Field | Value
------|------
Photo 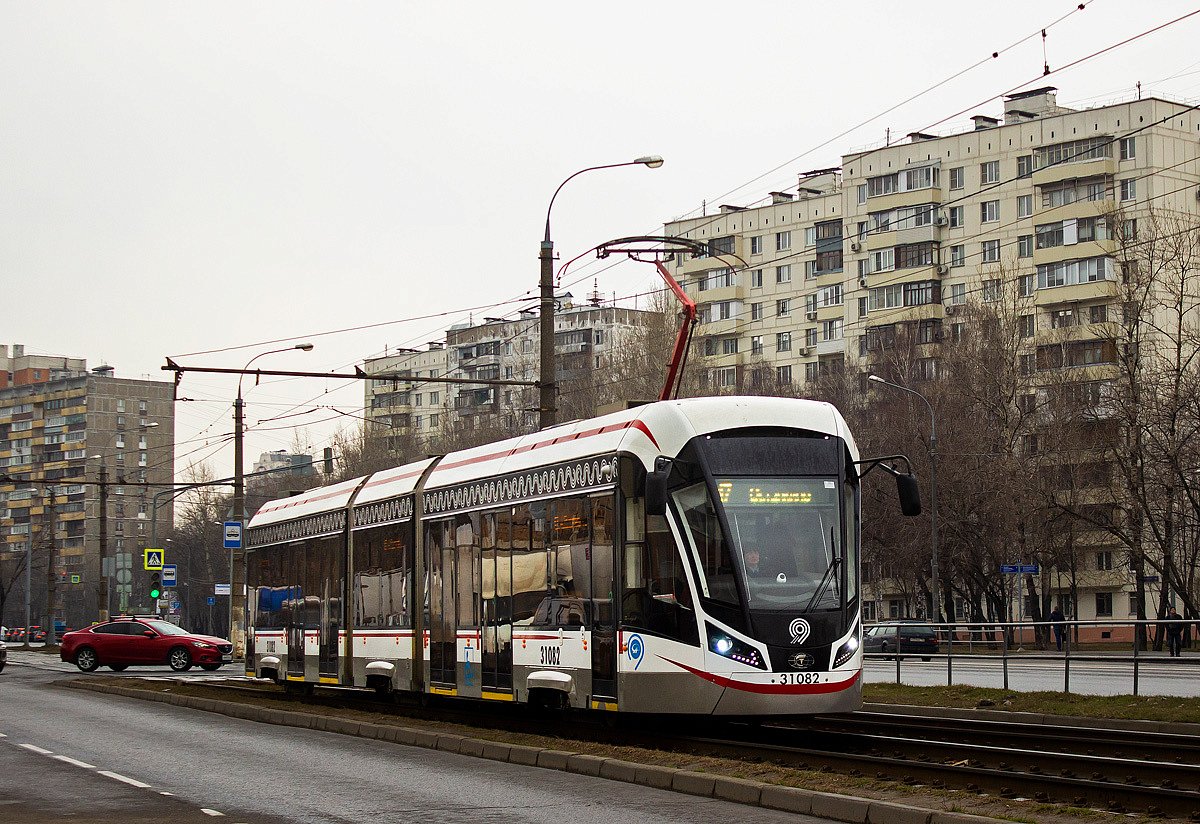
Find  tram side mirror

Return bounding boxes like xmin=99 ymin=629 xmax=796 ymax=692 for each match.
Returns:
xmin=645 ymin=457 xmax=672 ymax=516
xmin=896 ymin=473 xmax=922 ymax=517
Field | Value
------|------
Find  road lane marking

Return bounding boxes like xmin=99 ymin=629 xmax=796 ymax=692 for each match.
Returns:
xmin=19 ymin=744 xmax=53 ymax=754
xmin=53 ymin=755 xmax=97 ymax=769
xmin=160 ymin=791 xmax=175 ymax=796
xmin=98 ymin=770 xmax=152 ymax=788
xmin=200 ymin=809 xmax=225 ymax=816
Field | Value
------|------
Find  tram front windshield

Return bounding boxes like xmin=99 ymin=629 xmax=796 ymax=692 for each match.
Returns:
xmin=716 ymin=477 xmax=843 ymax=610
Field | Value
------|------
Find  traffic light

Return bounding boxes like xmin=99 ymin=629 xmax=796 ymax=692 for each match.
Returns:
xmin=149 ymin=572 xmax=162 ymax=600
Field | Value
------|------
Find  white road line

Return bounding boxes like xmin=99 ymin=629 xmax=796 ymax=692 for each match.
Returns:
xmin=0 ymin=733 xmax=7 ymax=738
xmin=53 ymin=754 xmax=97 ymax=769
xmin=98 ymin=770 xmax=152 ymax=788
xmin=18 ymin=744 xmax=53 ymax=755
xmin=200 ymin=809 xmax=225 ymax=817
xmin=160 ymin=791 xmax=175 ymax=796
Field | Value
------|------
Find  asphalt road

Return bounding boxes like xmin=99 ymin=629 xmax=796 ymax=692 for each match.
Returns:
xmin=0 ymin=660 xmax=836 ymax=824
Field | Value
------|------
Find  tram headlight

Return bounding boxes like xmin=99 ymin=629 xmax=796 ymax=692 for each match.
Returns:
xmin=706 ymin=624 xmax=767 ymax=670
xmin=833 ymin=634 xmax=860 ymax=668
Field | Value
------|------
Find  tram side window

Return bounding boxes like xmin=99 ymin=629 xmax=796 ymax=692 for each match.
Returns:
xmin=455 ymin=513 xmax=479 ymax=627
xmin=590 ymin=496 xmax=615 ymax=627
xmin=844 ymin=482 xmax=858 ymax=606
xmin=510 ymin=504 xmax=546 ymax=624
xmin=353 ymin=523 xmax=411 ymax=628
xmin=549 ymin=497 xmax=590 ymax=626
xmin=674 ymin=483 xmax=737 ymax=604
xmin=622 ymin=514 xmax=699 ymax=645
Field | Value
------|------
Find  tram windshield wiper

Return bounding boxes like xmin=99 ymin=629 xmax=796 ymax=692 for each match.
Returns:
xmin=803 ymin=527 xmax=840 ymax=612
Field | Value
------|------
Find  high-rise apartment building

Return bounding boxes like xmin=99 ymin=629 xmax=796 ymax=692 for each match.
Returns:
xmin=0 ymin=348 xmax=175 ymax=627
xmin=665 ymin=88 xmax=1200 ymax=624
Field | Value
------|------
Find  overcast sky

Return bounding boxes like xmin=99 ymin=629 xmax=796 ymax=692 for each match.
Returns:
xmin=3 ymin=1 xmax=1200 ymax=479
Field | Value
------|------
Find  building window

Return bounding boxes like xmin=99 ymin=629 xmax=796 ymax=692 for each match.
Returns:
xmin=980 ymin=200 xmax=999 ymax=223
xmin=857 ymin=184 xmax=867 ymax=204
xmin=776 ymin=332 xmax=792 ymax=352
xmin=981 ymin=240 xmax=1000 ymax=263
xmin=721 ymin=337 xmax=739 ymax=355
xmin=1017 ymin=194 xmax=1033 ymax=218
xmin=1119 ymin=136 xmax=1136 ymax=161
xmin=776 ymin=265 xmax=791 ymax=284
xmin=750 ymin=336 xmax=763 ymax=355
xmin=776 ymin=231 xmax=791 ymax=251
xmin=804 ymin=362 xmax=818 ymax=381
xmin=1095 ymin=592 xmax=1113 ymax=617
xmin=776 ymin=365 xmax=792 ymax=385
xmin=981 ymin=279 xmax=1001 ymax=303
xmin=776 ymin=299 xmax=791 ymax=318
xmin=980 ymin=160 xmax=999 ymax=184
xmin=950 ymin=245 xmax=965 ymax=268
xmin=1016 ymin=155 xmax=1034 ymax=178
xmin=1037 ymin=256 xmax=1113 ymax=289
xmin=1018 ymin=314 xmax=1035 ymax=338
xmin=949 ymin=167 xmax=964 ymax=190
xmin=858 ymin=297 xmax=868 ymax=317
xmin=1120 ymin=178 xmax=1136 ymax=201
xmin=1096 ymin=550 xmax=1113 ymax=571
xmin=949 ymin=283 xmax=966 ymax=305
xmin=751 ymin=268 xmax=763 ymax=288
xmin=750 ymin=302 xmax=762 ymax=321
xmin=896 ymin=242 xmax=934 ymax=269
xmin=821 ymin=319 xmax=843 ymax=341
xmin=1018 ymin=235 xmax=1033 ymax=258
xmin=1089 ymin=304 xmax=1108 ymax=324
xmin=750 ymin=236 xmax=763 ymax=255
xmin=805 ymin=327 xmax=818 ymax=346
xmin=804 ymin=226 xmax=817 ymax=247
xmin=1019 ymin=274 xmax=1035 ymax=297
xmin=948 ymin=205 xmax=964 ymax=228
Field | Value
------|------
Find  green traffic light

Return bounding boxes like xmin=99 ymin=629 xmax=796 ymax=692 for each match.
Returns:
xmin=150 ymin=588 xmax=161 ymax=599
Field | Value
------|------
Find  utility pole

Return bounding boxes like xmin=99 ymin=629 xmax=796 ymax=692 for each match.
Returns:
xmin=538 ymin=235 xmax=556 ymax=429
xmin=43 ymin=486 xmax=57 ymax=645
xmin=231 ymin=392 xmax=245 ymax=656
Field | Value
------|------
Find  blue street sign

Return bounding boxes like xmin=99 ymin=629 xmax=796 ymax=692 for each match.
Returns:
xmin=162 ymin=564 xmax=177 ymax=586
xmin=206 ymin=596 xmax=216 ymax=606
xmin=1019 ymin=564 xmax=1040 ymax=574
xmin=223 ymin=521 xmax=243 ymax=549
xmin=1000 ymin=564 xmax=1020 ymax=574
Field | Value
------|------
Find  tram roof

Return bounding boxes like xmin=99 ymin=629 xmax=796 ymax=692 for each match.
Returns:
xmin=248 ymin=396 xmax=855 ymax=529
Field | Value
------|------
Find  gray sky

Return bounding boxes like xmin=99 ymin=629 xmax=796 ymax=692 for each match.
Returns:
xmin=3 ymin=1 xmax=1199 ymax=477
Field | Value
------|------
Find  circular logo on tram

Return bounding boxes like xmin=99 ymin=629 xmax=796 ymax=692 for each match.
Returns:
xmin=788 ymin=617 xmax=811 ymax=645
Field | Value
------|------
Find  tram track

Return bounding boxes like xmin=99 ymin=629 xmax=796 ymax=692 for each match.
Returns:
xmin=135 ymin=679 xmax=1200 ymax=820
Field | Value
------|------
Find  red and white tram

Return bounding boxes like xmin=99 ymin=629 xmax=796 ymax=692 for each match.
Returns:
xmin=245 ymin=396 xmax=918 ymax=715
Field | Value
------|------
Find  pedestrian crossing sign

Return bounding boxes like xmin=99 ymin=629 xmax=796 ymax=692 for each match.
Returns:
xmin=144 ymin=548 xmax=164 ymax=571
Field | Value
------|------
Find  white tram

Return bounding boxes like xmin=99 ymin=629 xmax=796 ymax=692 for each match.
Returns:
xmin=245 ymin=396 xmax=918 ymax=715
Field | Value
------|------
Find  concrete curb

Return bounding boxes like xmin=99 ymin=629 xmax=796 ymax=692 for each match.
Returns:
xmin=66 ymin=681 xmax=1011 ymax=824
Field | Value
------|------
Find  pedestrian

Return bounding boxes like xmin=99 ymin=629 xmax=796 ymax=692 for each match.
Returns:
xmin=1050 ymin=604 xmax=1066 ymax=652
xmin=1165 ymin=607 xmax=1185 ymax=657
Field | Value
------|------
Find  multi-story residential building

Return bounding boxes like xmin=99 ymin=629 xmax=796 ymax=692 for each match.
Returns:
xmin=251 ymin=450 xmax=317 ymax=477
xmin=362 ymin=299 xmax=662 ymax=442
xmin=362 ymin=343 xmax=452 ymax=449
xmin=665 ymin=88 xmax=1200 ymax=626
xmin=0 ymin=349 xmax=175 ymax=627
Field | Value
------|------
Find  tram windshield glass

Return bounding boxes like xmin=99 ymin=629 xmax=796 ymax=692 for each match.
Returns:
xmin=713 ymin=477 xmax=845 ymax=610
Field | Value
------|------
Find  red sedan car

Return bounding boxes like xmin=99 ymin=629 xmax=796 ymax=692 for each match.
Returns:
xmin=60 ymin=618 xmax=233 ymax=673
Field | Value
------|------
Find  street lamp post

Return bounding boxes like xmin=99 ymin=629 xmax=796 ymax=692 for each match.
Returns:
xmin=868 ymin=374 xmax=940 ymax=623
xmin=538 ymin=156 xmax=663 ymax=430
xmin=230 ymin=343 xmax=313 ymax=657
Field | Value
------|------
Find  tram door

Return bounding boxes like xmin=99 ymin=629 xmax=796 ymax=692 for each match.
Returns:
xmin=426 ymin=521 xmax=456 ymax=687
xmin=480 ymin=511 xmax=514 ymax=692
xmin=284 ymin=542 xmax=305 ymax=679
xmin=589 ymin=497 xmax=617 ymax=699
xmin=315 ymin=537 xmax=343 ymax=682
xmin=454 ymin=517 xmax=481 ymax=697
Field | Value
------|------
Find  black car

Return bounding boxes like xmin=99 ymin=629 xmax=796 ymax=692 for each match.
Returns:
xmin=863 ymin=621 xmax=939 ymax=660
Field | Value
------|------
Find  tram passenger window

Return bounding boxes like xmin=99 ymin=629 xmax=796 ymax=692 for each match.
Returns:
xmin=590 ymin=496 xmax=615 ymax=626
xmin=510 ymin=505 xmax=545 ymax=624
xmin=455 ymin=513 xmax=479 ymax=626
xmin=551 ymin=498 xmax=589 ymax=600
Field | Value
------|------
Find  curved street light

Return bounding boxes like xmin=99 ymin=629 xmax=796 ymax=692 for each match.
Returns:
xmin=868 ymin=374 xmax=940 ymax=623
xmin=538 ymin=156 xmax=663 ymax=429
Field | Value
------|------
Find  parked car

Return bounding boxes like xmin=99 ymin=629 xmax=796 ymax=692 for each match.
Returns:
xmin=863 ymin=621 xmax=940 ymax=661
xmin=60 ymin=618 xmax=233 ymax=673
xmin=0 ymin=639 xmax=7 ymax=672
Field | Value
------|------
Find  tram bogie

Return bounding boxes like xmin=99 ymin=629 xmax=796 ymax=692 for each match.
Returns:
xmin=245 ymin=397 xmax=917 ymax=716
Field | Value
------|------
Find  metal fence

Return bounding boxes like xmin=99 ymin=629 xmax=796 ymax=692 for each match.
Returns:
xmin=863 ymin=618 xmax=1200 ymax=695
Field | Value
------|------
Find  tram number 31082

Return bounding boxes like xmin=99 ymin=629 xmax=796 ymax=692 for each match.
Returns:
xmin=540 ymin=646 xmax=561 ymax=666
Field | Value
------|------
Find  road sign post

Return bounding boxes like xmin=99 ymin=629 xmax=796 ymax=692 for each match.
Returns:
xmin=162 ymin=564 xmax=177 ymax=586
xmin=144 ymin=548 xmax=164 ymax=570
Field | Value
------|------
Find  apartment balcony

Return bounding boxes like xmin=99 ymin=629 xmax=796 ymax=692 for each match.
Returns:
xmin=814 ymin=337 xmax=844 ymax=356
xmin=1033 ymin=239 xmax=1117 ymax=267
xmin=677 ymin=236 xmax=745 ymax=276
xmin=696 ymin=283 xmax=747 ymax=303
xmin=864 ymin=188 xmax=943 ymax=213
xmin=1032 ymin=156 xmax=1115 ymax=188
xmin=1036 ymin=198 xmax=1116 ymax=222
xmin=1034 ymin=279 xmax=1118 ymax=308
xmin=815 ymin=304 xmax=844 ymax=322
